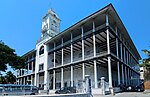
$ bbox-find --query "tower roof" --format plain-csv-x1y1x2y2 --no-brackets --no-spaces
43,8,60,20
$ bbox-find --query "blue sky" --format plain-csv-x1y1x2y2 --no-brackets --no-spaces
0,0,150,60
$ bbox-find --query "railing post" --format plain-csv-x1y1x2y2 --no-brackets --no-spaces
101,77,105,95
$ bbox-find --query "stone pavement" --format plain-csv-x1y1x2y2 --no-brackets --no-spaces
93,92,150,97
1,92,150,97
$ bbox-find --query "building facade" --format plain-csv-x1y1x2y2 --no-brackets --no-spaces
16,4,141,92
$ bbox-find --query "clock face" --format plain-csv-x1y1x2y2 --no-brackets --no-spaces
42,21,49,34
43,22,48,29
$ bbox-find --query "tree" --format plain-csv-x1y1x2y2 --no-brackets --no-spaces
0,75,6,84
140,49,150,81
5,71,16,84
0,41,25,71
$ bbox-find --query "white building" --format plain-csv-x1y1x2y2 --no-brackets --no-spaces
16,4,141,93
140,67,144,80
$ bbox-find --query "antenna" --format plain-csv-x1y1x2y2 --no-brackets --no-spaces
48,1,52,10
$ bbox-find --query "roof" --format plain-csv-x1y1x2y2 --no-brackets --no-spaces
22,49,36,57
44,3,141,60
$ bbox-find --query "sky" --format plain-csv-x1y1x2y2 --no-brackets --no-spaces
0,0,150,72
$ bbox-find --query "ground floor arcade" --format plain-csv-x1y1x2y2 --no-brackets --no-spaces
34,54,140,90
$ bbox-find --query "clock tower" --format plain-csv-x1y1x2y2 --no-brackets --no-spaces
41,9,60,38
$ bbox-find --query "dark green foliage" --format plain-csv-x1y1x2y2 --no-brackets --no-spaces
140,49,150,67
5,71,16,84
140,49,150,81
0,41,25,71
0,75,7,84
0,71,16,84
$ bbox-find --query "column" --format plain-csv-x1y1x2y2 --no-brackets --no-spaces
131,70,132,85
128,68,130,85
93,21,98,88
32,61,34,73
44,45,49,90
127,51,129,65
129,53,131,65
116,26,120,85
27,63,29,74
20,78,22,84
120,43,124,84
106,15,113,88
81,26,85,80
20,69,22,76
53,42,56,90
37,74,39,87
122,64,124,84
31,75,33,85
108,56,112,88
27,76,29,85
61,68,64,88
71,33,73,63
34,73,37,86
131,70,133,85
124,47,126,64
125,66,127,85
54,42,56,67
71,66,73,87
24,77,26,85
61,38,64,88
53,70,56,90
70,33,74,87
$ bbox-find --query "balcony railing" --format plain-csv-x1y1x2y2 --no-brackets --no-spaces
37,34,50,43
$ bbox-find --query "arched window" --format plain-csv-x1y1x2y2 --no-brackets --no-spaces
39,46,44,55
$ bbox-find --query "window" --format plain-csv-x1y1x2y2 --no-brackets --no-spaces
39,64,44,71
39,46,44,55
51,20,57,32
79,53,82,58
86,50,91,55
52,59,58,63
140,70,143,72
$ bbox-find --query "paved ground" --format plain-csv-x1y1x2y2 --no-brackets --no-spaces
1,92,150,97
94,92,150,97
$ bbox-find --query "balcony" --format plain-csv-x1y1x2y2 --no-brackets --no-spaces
41,27,48,34
37,34,50,43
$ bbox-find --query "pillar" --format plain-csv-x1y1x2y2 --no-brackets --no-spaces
92,21,98,88
122,64,124,84
124,47,126,64
106,15,113,89
53,70,56,90
44,45,49,90
37,74,39,87
81,26,85,80
20,78,22,84
61,38,64,88
120,42,124,84
23,77,26,85
27,63,29,74
125,66,127,85
31,75,33,85
128,68,130,85
127,51,129,65
70,33,74,86
54,42,56,67
61,68,64,88
71,66,73,87
116,26,120,85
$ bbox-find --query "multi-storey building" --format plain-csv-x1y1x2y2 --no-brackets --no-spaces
16,4,141,93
